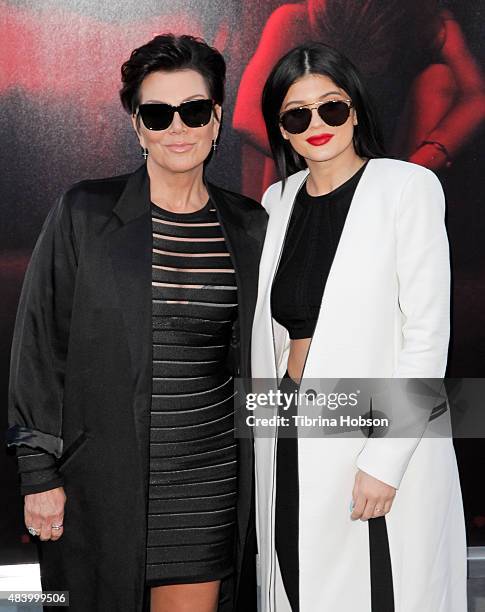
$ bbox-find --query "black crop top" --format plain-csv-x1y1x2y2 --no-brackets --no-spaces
271,162,368,339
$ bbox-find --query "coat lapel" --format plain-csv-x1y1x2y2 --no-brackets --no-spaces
255,171,309,379
205,180,265,378
264,171,309,301
206,181,261,561
107,164,152,490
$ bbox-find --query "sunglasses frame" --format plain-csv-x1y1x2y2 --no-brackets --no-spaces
279,98,353,134
136,98,216,131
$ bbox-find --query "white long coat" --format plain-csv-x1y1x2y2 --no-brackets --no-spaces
251,158,467,612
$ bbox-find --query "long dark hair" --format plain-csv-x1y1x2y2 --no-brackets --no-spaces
307,0,443,76
262,42,386,185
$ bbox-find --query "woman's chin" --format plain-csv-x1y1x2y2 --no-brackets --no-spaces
151,155,206,174
302,146,355,166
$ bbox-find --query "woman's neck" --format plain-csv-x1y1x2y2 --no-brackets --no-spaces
305,146,367,197
147,159,208,213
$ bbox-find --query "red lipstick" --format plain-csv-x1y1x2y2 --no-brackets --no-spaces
306,133,334,146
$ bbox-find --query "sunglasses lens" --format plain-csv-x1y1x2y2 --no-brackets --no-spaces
138,104,174,130
138,100,213,131
280,107,312,134
318,101,350,127
179,99,214,127
280,101,351,134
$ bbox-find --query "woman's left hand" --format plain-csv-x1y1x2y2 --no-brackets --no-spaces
350,469,396,521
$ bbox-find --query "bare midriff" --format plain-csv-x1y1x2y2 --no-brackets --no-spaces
286,337,312,383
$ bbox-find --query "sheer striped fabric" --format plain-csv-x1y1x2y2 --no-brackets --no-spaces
146,199,238,586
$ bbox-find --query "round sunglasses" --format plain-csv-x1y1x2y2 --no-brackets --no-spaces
279,99,353,134
137,99,215,131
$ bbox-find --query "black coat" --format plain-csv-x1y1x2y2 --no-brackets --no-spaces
6,164,267,612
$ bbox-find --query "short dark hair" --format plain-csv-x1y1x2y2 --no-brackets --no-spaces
120,34,226,116
262,42,386,184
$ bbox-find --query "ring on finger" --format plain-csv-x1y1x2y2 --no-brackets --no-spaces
51,524,63,530
27,526,40,536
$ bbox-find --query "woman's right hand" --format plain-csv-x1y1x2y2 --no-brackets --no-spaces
24,487,66,541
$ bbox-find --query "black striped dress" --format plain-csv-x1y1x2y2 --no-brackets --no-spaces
146,198,238,587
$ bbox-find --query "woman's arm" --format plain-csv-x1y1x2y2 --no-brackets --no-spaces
356,167,450,489
409,12,485,168
7,191,78,495
233,4,307,155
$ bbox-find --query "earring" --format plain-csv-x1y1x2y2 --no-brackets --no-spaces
212,140,217,153
142,147,148,160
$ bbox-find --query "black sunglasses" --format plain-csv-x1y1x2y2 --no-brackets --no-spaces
137,99,215,131
279,99,353,134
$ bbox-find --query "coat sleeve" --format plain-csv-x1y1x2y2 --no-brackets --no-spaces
355,167,450,489
6,190,78,495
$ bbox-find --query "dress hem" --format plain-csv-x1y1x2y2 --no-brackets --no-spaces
145,567,234,588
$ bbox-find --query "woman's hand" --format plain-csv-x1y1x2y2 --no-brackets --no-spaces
24,487,66,541
350,470,396,521
408,143,449,171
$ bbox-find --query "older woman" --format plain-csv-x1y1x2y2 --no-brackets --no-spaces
251,42,467,611
7,34,266,612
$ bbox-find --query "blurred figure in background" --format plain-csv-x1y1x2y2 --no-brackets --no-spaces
234,0,485,198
